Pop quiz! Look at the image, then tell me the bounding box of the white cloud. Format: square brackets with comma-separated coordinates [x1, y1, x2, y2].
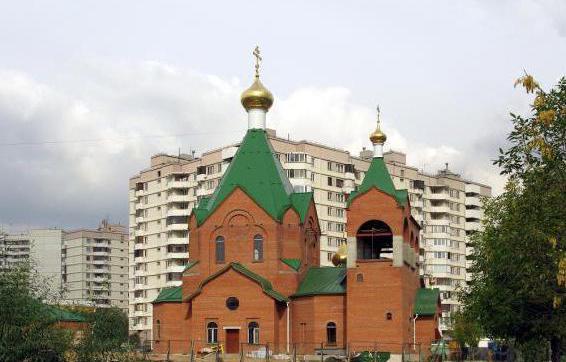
[0, 58, 508, 229]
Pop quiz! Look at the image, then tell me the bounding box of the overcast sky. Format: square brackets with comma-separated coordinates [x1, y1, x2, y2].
[0, 0, 565, 231]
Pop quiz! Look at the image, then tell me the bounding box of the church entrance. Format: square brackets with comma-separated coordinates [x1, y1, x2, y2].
[225, 329, 240, 353]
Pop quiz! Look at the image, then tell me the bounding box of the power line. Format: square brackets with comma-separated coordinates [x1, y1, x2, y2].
[0, 129, 244, 147]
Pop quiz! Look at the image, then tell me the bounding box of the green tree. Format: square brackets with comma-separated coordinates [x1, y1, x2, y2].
[76, 307, 131, 362]
[0, 263, 72, 361]
[462, 76, 566, 361]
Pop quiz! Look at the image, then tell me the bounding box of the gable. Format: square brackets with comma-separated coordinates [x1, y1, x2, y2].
[184, 262, 289, 302]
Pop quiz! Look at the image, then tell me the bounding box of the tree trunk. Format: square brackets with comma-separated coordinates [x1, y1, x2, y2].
[550, 336, 561, 362]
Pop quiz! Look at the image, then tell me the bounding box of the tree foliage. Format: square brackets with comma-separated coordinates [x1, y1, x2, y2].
[462, 76, 566, 361]
[0, 263, 72, 361]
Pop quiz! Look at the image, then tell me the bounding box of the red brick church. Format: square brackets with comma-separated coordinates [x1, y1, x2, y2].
[152, 49, 440, 358]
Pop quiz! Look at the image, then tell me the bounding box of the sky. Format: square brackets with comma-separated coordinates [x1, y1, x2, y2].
[0, 0, 565, 231]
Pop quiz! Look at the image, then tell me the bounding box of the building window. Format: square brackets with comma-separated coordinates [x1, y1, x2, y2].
[248, 321, 260, 344]
[215, 236, 225, 263]
[207, 322, 218, 344]
[326, 322, 337, 345]
[156, 320, 161, 339]
[356, 273, 364, 282]
[253, 235, 263, 262]
[386, 312, 393, 320]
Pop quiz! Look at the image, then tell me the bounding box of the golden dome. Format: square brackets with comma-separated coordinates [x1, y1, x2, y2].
[331, 244, 348, 266]
[370, 123, 387, 144]
[370, 105, 387, 144]
[241, 75, 274, 112]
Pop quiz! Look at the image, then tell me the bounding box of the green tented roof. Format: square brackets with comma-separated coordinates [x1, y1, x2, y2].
[347, 157, 407, 206]
[185, 262, 289, 303]
[281, 258, 301, 272]
[289, 193, 312, 221]
[154, 287, 183, 304]
[293, 266, 347, 297]
[413, 288, 440, 316]
[46, 305, 87, 322]
[183, 260, 199, 272]
[195, 129, 297, 226]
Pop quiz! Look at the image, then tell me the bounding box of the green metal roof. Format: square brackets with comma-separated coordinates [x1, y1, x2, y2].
[413, 288, 440, 316]
[183, 260, 199, 272]
[293, 266, 347, 297]
[195, 129, 298, 226]
[185, 262, 289, 303]
[281, 258, 301, 272]
[46, 305, 87, 322]
[153, 287, 183, 304]
[347, 157, 407, 206]
[289, 193, 313, 221]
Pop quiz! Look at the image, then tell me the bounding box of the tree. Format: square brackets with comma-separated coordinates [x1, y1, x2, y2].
[0, 262, 73, 361]
[76, 307, 131, 362]
[462, 76, 566, 361]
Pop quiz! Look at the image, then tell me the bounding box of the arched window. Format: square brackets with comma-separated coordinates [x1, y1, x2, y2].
[156, 320, 161, 339]
[215, 236, 225, 264]
[248, 321, 260, 344]
[207, 322, 218, 343]
[253, 234, 263, 261]
[356, 220, 393, 260]
[326, 322, 337, 345]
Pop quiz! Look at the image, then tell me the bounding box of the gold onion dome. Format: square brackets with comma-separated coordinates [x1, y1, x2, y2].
[370, 105, 387, 144]
[331, 244, 348, 266]
[370, 125, 387, 144]
[241, 75, 274, 112]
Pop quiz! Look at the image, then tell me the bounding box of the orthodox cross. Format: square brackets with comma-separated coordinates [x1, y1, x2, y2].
[376, 105, 381, 126]
[253, 46, 262, 78]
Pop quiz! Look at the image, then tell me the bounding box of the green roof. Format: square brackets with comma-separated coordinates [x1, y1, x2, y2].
[293, 266, 347, 297]
[413, 288, 440, 316]
[154, 287, 183, 303]
[185, 262, 288, 303]
[281, 258, 301, 271]
[46, 305, 87, 323]
[195, 129, 300, 226]
[347, 157, 407, 206]
[183, 260, 199, 272]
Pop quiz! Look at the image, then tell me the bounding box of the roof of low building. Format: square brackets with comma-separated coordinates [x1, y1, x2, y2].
[46, 305, 88, 322]
[193, 129, 313, 226]
[154, 287, 183, 303]
[184, 262, 289, 303]
[413, 288, 440, 316]
[293, 266, 347, 297]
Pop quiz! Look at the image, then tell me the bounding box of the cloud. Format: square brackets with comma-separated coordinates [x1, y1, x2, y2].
[0, 58, 507, 230]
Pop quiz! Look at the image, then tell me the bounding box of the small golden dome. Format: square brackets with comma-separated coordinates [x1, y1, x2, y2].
[370, 123, 387, 144]
[331, 244, 348, 266]
[241, 76, 274, 112]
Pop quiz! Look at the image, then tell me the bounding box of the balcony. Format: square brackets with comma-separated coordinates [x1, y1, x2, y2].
[429, 206, 450, 214]
[167, 194, 191, 203]
[167, 237, 187, 245]
[465, 184, 481, 195]
[166, 209, 190, 217]
[92, 250, 110, 256]
[167, 251, 189, 259]
[167, 223, 189, 231]
[92, 259, 108, 265]
[168, 180, 193, 189]
[166, 279, 182, 287]
[166, 264, 187, 273]
[465, 196, 481, 207]
[466, 209, 482, 220]
[465, 221, 481, 231]
[135, 190, 145, 197]
[427, 193, 448, 200]
[135, 216, 144, 223]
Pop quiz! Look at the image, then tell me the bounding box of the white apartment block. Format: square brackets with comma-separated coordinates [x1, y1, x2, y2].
[0, 229, 63, 292]
[62, 220, 129, 312]
[128, 129, 490, 338]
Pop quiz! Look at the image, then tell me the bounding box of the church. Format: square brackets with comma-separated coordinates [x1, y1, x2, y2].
[152, 48, 440, 359]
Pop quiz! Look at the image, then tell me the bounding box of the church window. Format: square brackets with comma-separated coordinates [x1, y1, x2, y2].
[156, 320, 161, 339]
[207, 322, 218, 343]
[386, 312, 393, 320]
[326, 322, 337, 345]
[253, 235, 264, 261]
[356, 273, 364, 282]
[215, 236, 225, 263]
[248, 321, 260, 344]
[226, 297, 239, 310]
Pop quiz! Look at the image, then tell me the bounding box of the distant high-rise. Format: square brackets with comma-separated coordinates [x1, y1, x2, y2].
[129, 131, 491, 339]
[0, 228, 63, 291]
[62, 220, 129, 311]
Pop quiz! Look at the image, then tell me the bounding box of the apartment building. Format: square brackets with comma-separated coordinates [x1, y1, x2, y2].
[62, 220, 129, 311]
[128, 129, 490, 338]
[0, 229, 63, 291]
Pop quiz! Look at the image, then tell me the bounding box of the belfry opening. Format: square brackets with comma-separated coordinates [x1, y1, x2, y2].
[356, 219, 393, 260]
